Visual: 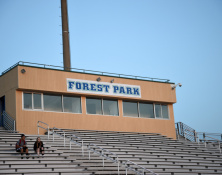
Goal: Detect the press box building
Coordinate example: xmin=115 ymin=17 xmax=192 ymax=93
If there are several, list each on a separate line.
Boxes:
xmin=0 ymin=62 xmax=177 ymax=139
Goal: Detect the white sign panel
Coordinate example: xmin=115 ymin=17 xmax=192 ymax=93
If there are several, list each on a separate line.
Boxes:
xmin=67 ymin=78 xmax=141 ymax=98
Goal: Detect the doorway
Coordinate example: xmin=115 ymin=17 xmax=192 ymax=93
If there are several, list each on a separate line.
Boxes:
xmin=0 ymin=96 xmax=5 ymax=126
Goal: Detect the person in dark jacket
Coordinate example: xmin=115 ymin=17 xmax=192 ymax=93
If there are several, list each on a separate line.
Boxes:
xmin=33 ymin=137 xmax=44 ymax=157
xmin=16 ymin=134 xmax=29 ymax=159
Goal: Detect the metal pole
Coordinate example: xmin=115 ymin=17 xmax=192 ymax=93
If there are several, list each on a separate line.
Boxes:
xmin=102 ymin=150 xmax=104 ymax=167
xmin=70 ymin=138 xmax=72 ymax=150
xmin=194 ymin=131 xmax=197 ymax=142
xmin=47 ymin=126 xmax=49 ymax=140
xmin=82 ymin=140 xmax=84 ymax=156
xmin=117 ymin=157 xmax=119 ymax=175
xmin=61 ymin=0 xmax=71 ymax=71
xmin=64 ymin=133 xmax=66 ymax=147
xmin=14 ymin=121 xmax=15 ymax=131
xmin=53 ymin=128 xmax=54 ymax=142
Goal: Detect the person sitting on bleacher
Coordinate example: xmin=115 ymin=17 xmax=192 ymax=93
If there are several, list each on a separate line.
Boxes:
xmin=34 ymin=137 xmax=45 ymax=157
xmin=15 ymin=134 xmax=29 ymax=159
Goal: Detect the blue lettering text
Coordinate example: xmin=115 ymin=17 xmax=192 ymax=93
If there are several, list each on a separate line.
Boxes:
xmin=83 ymin=83 xmax=89 ymax=90
xmin=133 ymin=88 xmax=140 ymax=95
xmin=76 ymin=82 xmax=81 ymax=89
xmin=68 ymin=81 xmax=74 ymax=89
xmin=119 ymin=87 xmax=125 ymax=94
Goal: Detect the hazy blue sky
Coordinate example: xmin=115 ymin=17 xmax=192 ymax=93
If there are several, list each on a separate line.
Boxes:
xmin=0 ymin=0 xmax=222 ymax=133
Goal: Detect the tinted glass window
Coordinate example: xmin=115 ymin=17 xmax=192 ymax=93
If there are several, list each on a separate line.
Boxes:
xmin=44 ymin=94 xmax=62 ymax=112
xmin=139 ymin=103 xmax=154 ymax=118
xmin=155 ymin=104 xmax=162 ymax=118
xmin=86 ymin=98 xmax=102 ymax=115
xmin=162 ymin=105 xmax=169 ymax=119
xmin=33 ymin=94 xmax=42 ymax=109
xmin=63 ymin=96 xmax=81 ymax=113
xmin=103 ymin=99 xmax=118 ymax=116
xmin=23 ymin=93 xmax=32 ymax=109
xmin=123 ymin=101 xmax=138 ymax=117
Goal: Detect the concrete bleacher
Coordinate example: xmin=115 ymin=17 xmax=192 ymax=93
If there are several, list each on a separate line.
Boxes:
xmin=51 ymin=129 xmax=222 ymax=175
xmin=0 ymin=127 xmax=222 ymax=175
xmin=0 ymin=128 xmax=134 ymax=175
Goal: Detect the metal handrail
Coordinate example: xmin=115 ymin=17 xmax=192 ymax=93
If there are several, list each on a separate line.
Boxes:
xmin=52 ymin=127 xmax=66 ymax=146
xmin=2 ymin=111 xmax=15 ymax=131
xmin=175 ymin=122 xmax=196 ymax=142
xmin=123 ymin=160 xmax=158 ymax=175
xmin=37 ymin=121 xmax=49 ymax=139
xmin=50 ymin=128 xmax=158 ymax=175
xmin=1 ymin=61 xmax=171 ymax=83
xmin=176 ymin=122 xmax=222 ymax=153
xmin=88 ymin=143 xmax=120 ymax=174
xmin=69 ymin=134 xmax=85 ymax=156
xmin=200 ymin=135 xmax=221 ymax=153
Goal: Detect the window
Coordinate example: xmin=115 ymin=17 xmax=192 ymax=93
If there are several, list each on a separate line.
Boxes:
xmin=123 ymin=101 xmax=138 ymax=117
xmin=123 ymin=101 xmax=168 ymax=119
xmin=162 ymin=105 xmax=169 ymax=119
xmin=155 ymin=104 xmax=169 ymax=119
xmin=33 ymin=94 xmax=42 ymax=109
xmin=86 ymin=98 xmax=119 ymax=116
xmin=139 ymin=103 xmax=154 ymax=118
xmin=23 ymin=93 xmax=32 ymax=109
xmin=23 ymin=92 xmax=82 ymax=114
xmin=63 ymin=96 xmax=81 ymax=113
xmin=103 ymin=99 xmax=118 ymax=116
xmin=155 ymin=104 xmax=162 ymax=118
xmin=44 ymin=94 xmax=62 ymax=112
xmin=86 ymin=98 xmax=102 ymax=115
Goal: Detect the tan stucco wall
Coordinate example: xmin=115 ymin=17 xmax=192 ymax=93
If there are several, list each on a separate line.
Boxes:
xmin=17 ymin=66 xmax=176 ymax=103
xmin=16 ymin=91 xmax=176 ymax=138
xmin=0 ymin=67 xmax=18 ymax=119
xmin=14 ymin=66 xmax=177 ymax=139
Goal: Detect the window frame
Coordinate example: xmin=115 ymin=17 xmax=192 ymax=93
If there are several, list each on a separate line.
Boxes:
xmin=23 ymin=92 xmax=82 ymax=114
xmin=62 ymin=95 xmax=82 ymax=114
xmin=154 ymin=104 xmax=169 ymax=119
xmin=23 ymin=92 xmax=33 ymax=110
xmin=138 ymin=102 xmax=155 ymax=119
xmin=103 ymin=99 xmax=119 ymax=116
xmin=123 ymin=101 xmax=169 ymax=120
xmin=122 ymin=101 xmax=139 ymax=118
xmin=86 ymin=97 xmax=119 ymax=116
xmin=33 ymin=93 xmax=43 ymax=111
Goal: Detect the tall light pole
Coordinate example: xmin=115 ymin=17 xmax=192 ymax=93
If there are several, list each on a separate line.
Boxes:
xmin=61 ymin=0 xmax=71 ymax=71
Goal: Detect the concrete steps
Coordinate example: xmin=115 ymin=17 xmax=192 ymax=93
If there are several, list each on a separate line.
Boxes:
xmin=1 ymin=128 xmax=222 ymax=175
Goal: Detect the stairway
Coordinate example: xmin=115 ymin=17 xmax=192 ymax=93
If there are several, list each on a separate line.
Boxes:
xmin=1 ymin=128 xmax=222 ymax=175
xmin=52 ymin=129 xmax=222 ymax=175
xmin=0 ymin=129 xmax=133 ymax=175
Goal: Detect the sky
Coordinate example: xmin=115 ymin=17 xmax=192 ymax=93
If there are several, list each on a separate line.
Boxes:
xmin=0 ymin=0 xmax=222 ymax=133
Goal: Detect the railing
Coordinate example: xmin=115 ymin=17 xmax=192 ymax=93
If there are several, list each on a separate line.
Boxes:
xmin=37 ymin=121 xmax=49 ymax=139
xmin=69 ymin=134 xmax=85 ymax=156
xmin=195 ymin=132 xmax=222 ymax=153
xmin=176 ymin=122 xmax=222 ymax=153
xmin=52 ymin=127 xmax=66 ymax=146
xmin=51 ymin=128 xmax=158 ymax=175
xmin=88 ymin=143 xmax=120 ymax=173
xmin=2 ymin=111 xmax=15 ymax=131
xmin=123 ymin=160 xmax=158 ymax=175
xmin=196 ymin=132 xmax=222 ymax=142
xmin=175 ymin=122 xmax=196 ymax=142
xmin=1 ymin=61 xmax=171 ymax=83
